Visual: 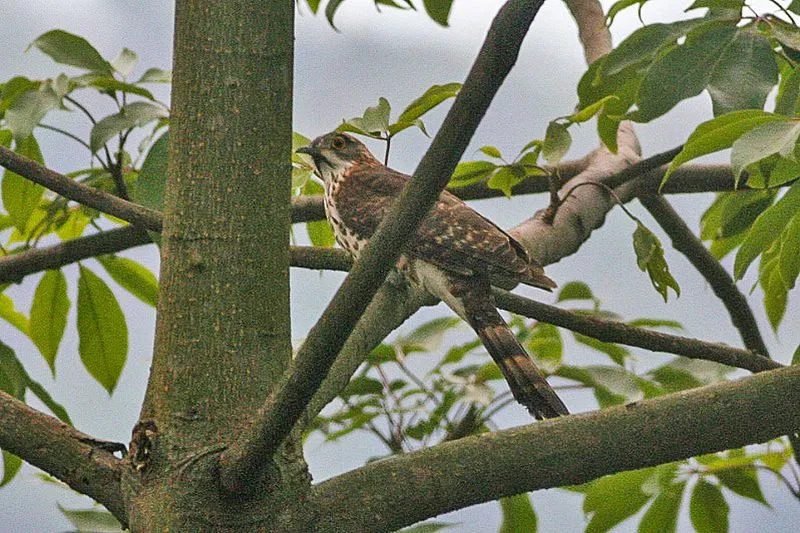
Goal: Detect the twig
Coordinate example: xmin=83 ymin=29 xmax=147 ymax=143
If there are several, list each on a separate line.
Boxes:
xmin=639 ymin=195 xmax=770 ymax=357
xmin=492 ymin=288 xmax=781 ymax=374
xmin=216 ymin=0 xmax=548 ymax=494
xmin=0 ymin=145 xmax=161 ymax=232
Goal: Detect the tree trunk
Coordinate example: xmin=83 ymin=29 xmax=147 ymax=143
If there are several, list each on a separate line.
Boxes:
xmin=120 ymin=1 xmax=304 ymax=529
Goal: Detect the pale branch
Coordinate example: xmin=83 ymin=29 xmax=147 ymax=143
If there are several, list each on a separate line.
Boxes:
xmin=310 ymin=364 xmax=800 ymax=532
xmin=492 ymin=288 xmax=781 ymax=373
xmin=0 ymin=146 xmax=162 ymax=232
xmin=0 ymin=390 xmax=127 ymax=525
xmin=564 ymin=0 xmax=613 ymax=63
xmin=639 ymin=195 xmax=770 ymax=357
xmin=0 ymin=226 xmax=151 ymax=283
xmin=287 ymin=245 xmax=780 ymax=374
xmin=217 ymin=0 xmax=548 ymax=493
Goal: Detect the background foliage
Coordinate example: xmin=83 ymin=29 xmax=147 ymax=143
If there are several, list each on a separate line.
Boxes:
xmin=1 ymin=0 xmax=799 ymax=530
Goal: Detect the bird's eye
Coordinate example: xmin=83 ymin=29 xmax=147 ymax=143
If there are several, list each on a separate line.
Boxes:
xmin=331 ymin=136 xmax=346 ymax=150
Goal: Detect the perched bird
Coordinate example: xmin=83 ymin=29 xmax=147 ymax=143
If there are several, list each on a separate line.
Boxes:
xmin=297 ymin=132 xmax=568 ymax=419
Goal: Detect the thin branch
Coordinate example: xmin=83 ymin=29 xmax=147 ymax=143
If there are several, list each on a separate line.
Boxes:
xmin=38 ymin=123 xmax=92 ymax=151
xmin=0 ymin=146 xmax=161 ymax=232
xmin=217 ymin=0 xmax=548 ymax=493
xmin=0 ymin=226 xmax=152 ymax=284
xmin=310 ymin=364 xmax=800 ymax=532
xmin=0 ymin=390 xmax=127 ymax=526
xmin=639 ymin=195 xmax=770 ymax=357
xmin=288 ymin=246 xmax=780 ymax=374
xmin=492 ymin=288 xmax=781 ymax=374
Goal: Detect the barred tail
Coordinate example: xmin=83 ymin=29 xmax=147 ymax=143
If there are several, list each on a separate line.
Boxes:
xmin=476 ymin=323 xmax=568 ymax=420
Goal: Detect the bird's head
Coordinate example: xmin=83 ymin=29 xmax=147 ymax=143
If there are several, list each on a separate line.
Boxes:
xmin=296 ymin=132 xmax=379 ymax=181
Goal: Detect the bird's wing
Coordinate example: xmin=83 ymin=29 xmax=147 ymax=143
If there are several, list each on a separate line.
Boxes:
xmin=336 ymin=166 xmax=553 ymax=288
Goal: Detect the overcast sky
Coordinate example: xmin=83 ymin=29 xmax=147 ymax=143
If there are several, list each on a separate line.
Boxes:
xmin=1 ymin=1 xmax=798 ymax=531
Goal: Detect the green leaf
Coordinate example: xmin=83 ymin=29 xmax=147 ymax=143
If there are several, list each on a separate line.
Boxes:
xmin=633 ymin=222 xmax=680 ymax=302
xmin=325 ymin=0 xmax=347 ymax=28
xmin=707 ymin=30 xmax=777 ymax=116
xmin=606 ymin=0 xmax=645 ymax=25
xmin=307 ymin=219 xmax=336 ymax=247
xmin=394 ymin=83 xmax=461 ymax=130
xmin=111 ymin=48 xmax=138 ymax=77
xmin=582 ymin=467 xmax=653 ymax=532
xmin=0 ymin=77 xmax=38 ymax=115
xmin=86 ymin=77 xmax=155 ymax=101
xmin=730 ymin=120 xmax=800 ymax=186
xmin=627 ymin=318 xmax=682 ymax=330
xmin=686 ymin=0 xmax=743 ymax=9
xmin=4 ymin=87 xmax=61 ymax=141
xmin=792 ymin=344 xmax=800 ymax=365
xmin=58 ymin=504 xmax=123 ymax=532
xmin=1 ymin=450 xmax=22 ymax=487
xmin=342 ymin=376 xmax=384 ymax=397
xmin=486 ymin=166 xmax=524 ymax=198
xmin=77 ymin=266 xmax=128 ymax=394
xmin=573 ymin=334 xmax=630 ymax=365
xmin=602 ymin=18 xmax=710 ymax=77
xmin=632 ymin=26 xmax=738 ymax=122
xmin=25 ymin=378 xmax=71 ymax=424
xmin=401 ymin=317 xmax=460 ymax=352
xmin=775 ymin=62 xmax=800 ymax=116
xmin=556 ymin=281 xmax=595 ymax=303
xmin=715 ymin=467 xmax=768 ymax=506
xmin=0 ymin=293 xmax=30 ymax=335
xmin=734 ymin=182 xmax=800 ymax=279
xmin=760 ymin=247 xmax=788 ymax=331
xmin=448 ymin=160 xmax=497 ymax=188
xmin=136 ymin=68 xmax=171 ymax=84
xmin=2 ymin=135 xmax=45 ymax=232
xmin=499 ymin=493 xmax=537 ymax=533
xmin=568 ymin=95 xmax=618 ymax=124
xmin=557 ymin=365 xmax=643 ymax=407
xmin=526 ymin=323 xmax=562 ymax=374
xmin=779 ymin=212 xmax=800 ymax=289
xmin=134 ymin=132 xmax=168 ymax=212
xmin=478 ymin=146 xmax=502 ymax=159
xmin=690 ymin=480 xmax=729 ymax=533
xmin=29 ymin=270 xmax=70 ymax=374
xmin=422 ymin=0 xmax=454 ymax=26
xmin=0 ymin=341 xmax=27 ymax=397
xmin=638 ymin=482 xmax=685 ymax=533
xmin=29 ymin=30 xmax=113 ymax=75
xmin=542 ymin=121 xmax=571 ymax=166
xmin=97 ymin=255 xmax=159 ymax=307
xmin=90 ymin=101 xmax=168 ymax=153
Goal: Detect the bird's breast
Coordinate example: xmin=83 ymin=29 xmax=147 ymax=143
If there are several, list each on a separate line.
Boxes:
xmin=323 ymin=173 xmax=369 ymax=259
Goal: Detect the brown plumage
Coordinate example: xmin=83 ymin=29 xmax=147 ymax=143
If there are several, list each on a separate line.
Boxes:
xmin=297 ymin=132 xmax=568 ymax=419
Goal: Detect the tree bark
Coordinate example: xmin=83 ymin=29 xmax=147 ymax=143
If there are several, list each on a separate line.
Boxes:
xmin=120 ymin=1 xmax=302 ymax=530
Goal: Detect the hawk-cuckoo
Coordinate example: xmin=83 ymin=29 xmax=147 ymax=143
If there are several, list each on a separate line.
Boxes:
xmin=297 ymin=132 xmax=568 ymax=419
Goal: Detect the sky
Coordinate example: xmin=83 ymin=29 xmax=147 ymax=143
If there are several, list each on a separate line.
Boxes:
xmin=1 ymin=0 xmax=799 ymax=531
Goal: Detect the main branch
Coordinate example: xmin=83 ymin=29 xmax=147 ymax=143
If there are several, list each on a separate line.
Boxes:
xmin=311 ymin=364 xmax=800 ymax=532
xmin=217 ymin=0 xmax=548 ymax=492
xmin=0 ymin=390 xmax=126 ymax=524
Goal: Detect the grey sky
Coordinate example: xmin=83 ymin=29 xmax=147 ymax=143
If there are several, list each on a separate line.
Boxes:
xmin=1 ymin=0 xmax=798 ymax=531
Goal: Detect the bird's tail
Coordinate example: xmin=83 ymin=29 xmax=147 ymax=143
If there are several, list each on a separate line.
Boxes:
xmin=476 ymin=322 xmax=568 ymax=420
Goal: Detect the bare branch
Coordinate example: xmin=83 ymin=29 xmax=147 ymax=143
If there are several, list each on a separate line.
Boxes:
xmin=492 ymin=288 xmax=781 ymax=373
xmin=287 ymin=245 xmax=781 ymax=374
xmin=0 ymin=226 xmax=152 ymax=283
xmin=0 ymin=145 xmax=162 ymax=232
xmin=311 ymin=364 xmax=800 ymax=532
xmin=217 ymin=0 xmax=548 ymax=493
xmin=0 ymin=390 xmax=127 ymax=525
xmin=639 ymin=196 xmax=770 ymax=357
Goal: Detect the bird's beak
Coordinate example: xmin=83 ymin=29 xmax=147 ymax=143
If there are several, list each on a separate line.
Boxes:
xmin=296 ymin=145 xmax=317 ymax=157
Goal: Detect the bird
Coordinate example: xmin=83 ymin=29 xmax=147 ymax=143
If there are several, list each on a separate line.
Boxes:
xmin=297 ymin=132 xmax=568 ymax=420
